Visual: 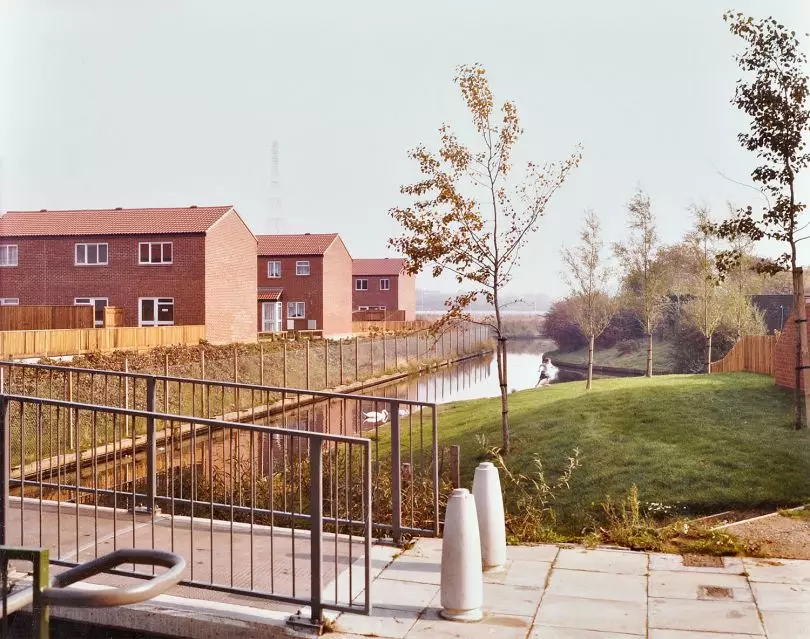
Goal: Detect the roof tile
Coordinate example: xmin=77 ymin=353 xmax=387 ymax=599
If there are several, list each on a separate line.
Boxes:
xmin=257 ymin=234 xmax=338 ymax=256
xmin=352 ymin=258 xmax=406 ymax=276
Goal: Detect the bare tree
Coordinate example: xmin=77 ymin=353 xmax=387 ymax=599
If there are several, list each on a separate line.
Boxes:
xmin=389 ymin=64 xmax=581 ymax=453
xmin=613 ymin=189 xmax=670 ymax=377
xmin=561 ymin=210 xmax=616 ymax=389
xmin=715 ymin=13 xmax=810 ymax=428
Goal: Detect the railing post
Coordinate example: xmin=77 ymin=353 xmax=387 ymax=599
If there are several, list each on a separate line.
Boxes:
xmin=146 ymin=376 xmax=157 ymax=514
xmin=259 ymin=343 xmax=265 ymax=386
xmin=306 ymin=340 xmax=310 ymax=389
xmin=310 ymin=434 xmax=324 ymax=624
xmin=370 ymin=336 xmax=374 ymax=377
xmin=340 ymin=339 xmax=345 ymax=386
xmin=382 ymin=335 xmax=387 ymax=372
xmin=0 ymin=392 xmax=9 ymax=546
xmin=390 ymin=401 xmax=402 ymax=546
xmin=354 ymin=338 xmax=359 ymax=382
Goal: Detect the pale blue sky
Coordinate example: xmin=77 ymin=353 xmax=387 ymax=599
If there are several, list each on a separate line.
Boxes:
xmin=1 ymin=0 xmax=808 ymax=298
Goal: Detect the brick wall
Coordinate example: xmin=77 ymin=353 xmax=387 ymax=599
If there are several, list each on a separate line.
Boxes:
xmin=352 ymin=275 xmax=399 ymax=311
xmin=397 ymin=273 xmax=417 ymax=321
xmin=773 ymin=304 xmax=810 ymax=389
xmin=0 ymin=235 xmax=206 ymax=326
xmin=322 ymin=238 xmax=352 ymax=337
xmin=257 ymin=255 xmax=325 ymax=332
xmin=204 ymin=209 xmax=257 ymax=344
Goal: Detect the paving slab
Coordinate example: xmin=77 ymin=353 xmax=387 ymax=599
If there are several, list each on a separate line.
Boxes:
xmin=759 ymin=610 xmax=810 ymax=639
xmin=649 ymin=631 xmax=765 ymax=639
xmin=743 ymin=556 xmax=810 ymax=584
xmin=545 ymin=568 xmax=646 ymax=603
xmin=555 ymin=548 xmax=648 ymax=576
xmin=648 ymin=597 xmax=765 ymax=635
xmin=410 ymin=609 xmax=532 ymax=639
xmin=483 ymin=559 xmax=552 ymax=589
xmin=750 ymin=581 xmax=810 ymax=613
xmin=530 ymin=629 xmax=641 ymax=639
xmin=506 ymin=544 xmax=559 ymax=563
xmin=482 ymin=582 xmax=545 ymax=617
xmin=535 ymin=594 xmax=647 ymax=636
xmin=648 ymin=570 xmax=753 ymax=602
xmin=649 ymin=552 xmax=745 ymax=574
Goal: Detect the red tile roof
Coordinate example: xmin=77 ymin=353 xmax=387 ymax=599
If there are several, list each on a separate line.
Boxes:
xmin=257 ymin=233 xmax=339 ymax=256
xmin=352 ymin=258 xmax=406 ymax=276
xmin=0 ymin=206 xmax=234 ymax=237
xmin=257 ymin=287 xmax=283 ymax=301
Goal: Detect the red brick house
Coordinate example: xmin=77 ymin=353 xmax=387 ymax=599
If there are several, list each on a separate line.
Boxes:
xmin=0 ymin=206 xmax=257 ymax=344
xmin=257 ymin=233 xmax=353 ymax=337
xmin=352 ymin=258 xmax=416 ymax=321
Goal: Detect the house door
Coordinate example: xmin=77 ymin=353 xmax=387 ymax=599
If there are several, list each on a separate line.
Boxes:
xmin=74 ymin=297 xmax=108 ymax=327
xmin=262 ymin=301 xmax=282 ymax=332
xmin=139 ymin=298 xmax=175 ymax=327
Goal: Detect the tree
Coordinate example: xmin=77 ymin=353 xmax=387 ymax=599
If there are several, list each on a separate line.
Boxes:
xmin=561 ymin=210 xmax=616 ymax=388
xmin=681 ymin=206 xmax=724 ymax=373
xmin=613 ymin=189 xmax=671 ymax=377
xmin=389 ymin=64 xmax=581 ymax=453
xmin=715 ymin=13 xmax=810 ymax=428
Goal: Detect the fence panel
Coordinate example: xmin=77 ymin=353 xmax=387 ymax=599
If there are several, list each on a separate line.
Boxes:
xmin=0 ymin=305 xmax=94 ymax=331
xmin=0 ymin=325 xmax=206 ymax=359
xmin=711 ymin=335 xmax=776 ymax=375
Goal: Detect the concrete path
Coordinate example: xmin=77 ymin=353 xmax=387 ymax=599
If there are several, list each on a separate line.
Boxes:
xmin=329 ymin=538 xmax=810 ymax=639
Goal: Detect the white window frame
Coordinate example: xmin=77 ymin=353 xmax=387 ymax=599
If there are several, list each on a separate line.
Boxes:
xmin=0 ymin=244 xmax=18 ymax=267
xmin=138 ymin=242 xmax=173 ymax=265
xmin=138 ymin=297 xmax=175 ymax=326
xmin=379 ymin=278 xmax=390 ymax=291
xmin=287 ymin=301 xmax=305 ymax=319
xmin=0 ymin=298 xmax=20 ymax=305
xmin=75 ymin=242 xmax=108 ymax=266
xmin=295 ymin=261 xmax=310 ymax=276
xmin=74 ymin=297 xmax=109 ymax=327
xmin=357 ymin=306 xmax=369 ymax=311
xmin=355 ymin=278 xmax=368 ymax=291
xmin=267 ymin=260 xmax=282 ymax=278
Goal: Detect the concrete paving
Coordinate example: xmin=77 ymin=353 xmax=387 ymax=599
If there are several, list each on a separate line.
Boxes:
xmin=328 ymin=539 xmax=810 ymax=639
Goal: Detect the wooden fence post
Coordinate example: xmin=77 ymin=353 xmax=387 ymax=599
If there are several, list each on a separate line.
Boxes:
xmin=450 ymin=444 xmax=460 ymax=489
xmin=283 ymin=342 xmax=287 ymax=387
xmin=259 ymin=342 xmax=264 ymax=386
xmin=306 ymin=339 xmax=310 ymax=389
xmin=324 ymin=340 xmax=329 ymax=389
xmin=340 ymin=339 xmax=345 ymax=386
xmin=355 ymin=337 xmax=359 ymax=382
xmin=370 ymin=336 xmax=374 ymax=377
xmin=382 ymin=335 xmax=387 ymax=372
xmin=200 ymin=349 xmax=206 ymax=380
xmin=233 ymin=344 xmax=238 ymax=383
xmin=124 ymin=356 xmax=130 ymax=437
xmin=394 ymin=335 xmax=399 ymax=370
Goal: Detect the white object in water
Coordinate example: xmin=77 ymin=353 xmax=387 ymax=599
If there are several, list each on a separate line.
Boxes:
xmin=440 ymin=488 xmax=483 ymax=622
xmin=362 ymin=409 xmax=389 ymax=424
xmin=472 ymin=462 xmax=507 ymax=570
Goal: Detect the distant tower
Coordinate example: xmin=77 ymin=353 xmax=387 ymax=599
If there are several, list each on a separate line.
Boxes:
xmin=268 ymin=141 xmax=283 ymax=234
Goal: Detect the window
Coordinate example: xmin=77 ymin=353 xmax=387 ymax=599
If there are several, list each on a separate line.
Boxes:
xmin=0 ymin=244 xmax=18 ymax=267
xmin=139 ymin=297 xmax=174 ymax=326
xmin=295 ymin=261 xmax=310 ymax=276
xmin=74 ymin=297 xmax=109 ymax=327
xmin=0 ymin=298 xmax=19 ymax=305
xmin=75 ymin=243 xmax=108 ymax=265
xmin=139 ymin=242 xmax=173 ymax=265
xmin=380 ymin=278 xmax=390 ymax=291
xmin=358 ymin=306 xmax=369 ymax=311
xmin=267 ymin=261 xmax=281 ymax=278
xmin=355 ymin=279 xmax=368 ymax=291
xmin=287 ymin=301 xmax=305 ymax=318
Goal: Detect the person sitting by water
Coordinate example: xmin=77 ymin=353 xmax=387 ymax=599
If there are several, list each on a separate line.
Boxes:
xmin=535 ymin=357 xmax=558 ymax=388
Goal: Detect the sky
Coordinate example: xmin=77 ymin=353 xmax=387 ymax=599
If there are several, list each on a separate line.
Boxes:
xmin=1 ymin=0 xmax=809 ymax=300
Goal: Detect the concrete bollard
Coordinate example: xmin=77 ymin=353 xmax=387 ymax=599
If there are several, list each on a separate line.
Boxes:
xmin=472 ymin=462 xmax=507 ymax=571
xmin=440 ymin=488 xmax=483 ymax=622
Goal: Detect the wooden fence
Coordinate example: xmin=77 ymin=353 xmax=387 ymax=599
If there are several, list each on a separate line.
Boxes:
xmin=711 ymin=335 xmax=776 ymax=375
xmin=0 ymin=305 xmax=94 ymax=330
xmin=0 ymin=325 xmax=206 ymax=359
xmin=352 ymin=320 xmax=432 ymax=334
xmin=352 ymin=310 xmax=406 ymax=322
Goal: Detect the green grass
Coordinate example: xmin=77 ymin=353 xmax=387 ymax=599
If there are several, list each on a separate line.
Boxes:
xmin=547 ymin=339 xmax=676 ymax=373
xmin=409 ymin=373 xmax=810 ymax=532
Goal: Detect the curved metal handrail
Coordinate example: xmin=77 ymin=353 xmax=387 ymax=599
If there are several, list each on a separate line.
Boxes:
xmin=42 ymin=549 xmax=185 ymax=608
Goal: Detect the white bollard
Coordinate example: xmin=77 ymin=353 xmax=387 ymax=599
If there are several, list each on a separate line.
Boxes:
xmin=472 ymin=462 xmax=507 ymax=571
xmin=440 ymin=488 xmax=483 ymax=622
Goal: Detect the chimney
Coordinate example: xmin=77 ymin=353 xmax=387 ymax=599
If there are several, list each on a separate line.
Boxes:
xmin=190 ymin=205 xmax=198 ymax=208
xmin=115 ymin=207 xmax=123 ymax=210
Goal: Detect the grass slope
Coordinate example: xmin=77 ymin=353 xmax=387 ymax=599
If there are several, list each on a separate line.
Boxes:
xmin=547 ymin=339 xmax=676 ymax=373
xmin=428 ymin=373 xmax=810 ymax=531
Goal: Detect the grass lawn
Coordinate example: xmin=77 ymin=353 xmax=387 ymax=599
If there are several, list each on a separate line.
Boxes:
xmin=409 ymin=373 xmax=810 ymax=532
xmin=547 ymin=339 xmax=676 ymax=373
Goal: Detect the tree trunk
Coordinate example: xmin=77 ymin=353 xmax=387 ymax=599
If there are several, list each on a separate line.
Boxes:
xmin=496 ymin=338 xmax=510 ymax=453
xmin=792 ymin=268 xmax=809 ymax=429
xmin=645 ymin=332 xmax=653 ymax=377
xmin=706 ymin=333 xmax=712 ymax=374
xmin=586 ymin=334 xmax=594 ymax=390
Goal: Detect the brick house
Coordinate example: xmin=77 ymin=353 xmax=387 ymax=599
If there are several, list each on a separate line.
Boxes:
xmin=257 ymin=233 xmax=353 ymax=338
xmin=0 ymin=206 xmax=257 ymax=344
xmin=773 ymin=302 xmax=810 ymax=389
xmin=352 ymin=258 xmax=416 ymax=321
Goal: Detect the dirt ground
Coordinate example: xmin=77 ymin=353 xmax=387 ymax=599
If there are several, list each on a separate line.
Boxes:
xmin=726 ymin=509 xmax=810 ymax=560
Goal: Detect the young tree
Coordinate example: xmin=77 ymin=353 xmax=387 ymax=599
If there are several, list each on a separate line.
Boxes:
xmin=715 ymin=13 xmax=810 ymax=428
xmin=389 ymin=64 xmax=581 ymax=453
xmin=682 ymin=206 xmax=724 ymax=373
xmin=561 ymin=210 xmax=616 ymax=389
xmin=613 ymin=189 xmax=670 ymax=377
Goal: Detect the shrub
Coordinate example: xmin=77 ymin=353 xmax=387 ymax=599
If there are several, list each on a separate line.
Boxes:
xmin=672 ymin=324 xmax=735 ymax=374
xmin=616 ymin=339 xmax=641 ymax=356
xmin=543 ymin=299 xmax=587 ymax=352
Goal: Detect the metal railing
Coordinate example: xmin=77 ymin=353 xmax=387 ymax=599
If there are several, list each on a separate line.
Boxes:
xmin=0 ymin=392 xmax=373 ymax=623
xmin=1 ymin=546 xmax=185 ymax=638
xmin=0 ymin=361 xmax=443 ymax=539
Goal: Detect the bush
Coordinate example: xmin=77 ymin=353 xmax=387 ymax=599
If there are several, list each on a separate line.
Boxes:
xmin=616 ymin=339 xmax=642 ymax=356
xmin=596 ymin=308 xmax=644 ymax=349
xmin=672 ymin=324 xmax=736 ymax=374
xmin=543 ymin=299 xmax=587 ymax=352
